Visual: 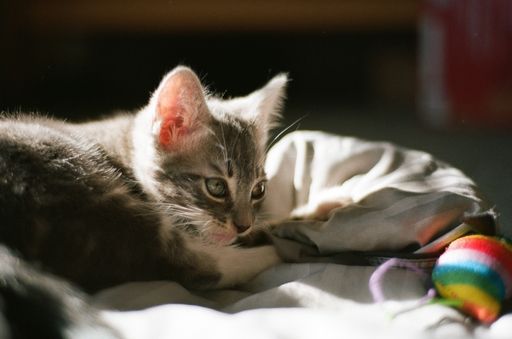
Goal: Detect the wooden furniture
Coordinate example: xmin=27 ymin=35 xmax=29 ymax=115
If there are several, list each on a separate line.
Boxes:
xmin=21 ymin=0 xmax=418 ymax=34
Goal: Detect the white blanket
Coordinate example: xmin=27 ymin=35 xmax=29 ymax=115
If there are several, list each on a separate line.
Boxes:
xmin=95 ymin=131 xmax=509 ymax=339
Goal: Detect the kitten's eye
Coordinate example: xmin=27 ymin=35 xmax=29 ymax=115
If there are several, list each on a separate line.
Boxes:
xmin=205 ymin=178 xmax=228 ymax=198
xmin=251 ymin=181 xmax=266 ymax=200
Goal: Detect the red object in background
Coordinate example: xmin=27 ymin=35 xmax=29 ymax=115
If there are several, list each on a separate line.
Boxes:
xmin=420 ymin=0 xmax=512 ymax=129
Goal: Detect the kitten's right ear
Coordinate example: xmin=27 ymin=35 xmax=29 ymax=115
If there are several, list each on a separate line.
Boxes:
xmin=149 ymin=66 xmax=210 ymax=150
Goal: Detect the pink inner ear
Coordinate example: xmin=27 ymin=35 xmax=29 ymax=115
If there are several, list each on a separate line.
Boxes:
xmin=158 ymin=111 xmax=186 ymax=147
xmin=157 ymin=92 xmax=188 ymax=147
xmin=156 ymin=72 xmax=201 ymax=148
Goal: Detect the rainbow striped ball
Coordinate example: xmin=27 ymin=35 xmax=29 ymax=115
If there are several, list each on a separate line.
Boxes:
xmin=432 ymin=235 xmax=512 ymax=323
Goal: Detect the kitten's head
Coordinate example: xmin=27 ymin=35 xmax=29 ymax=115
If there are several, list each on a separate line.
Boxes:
xmin=134 ymin=66 xmax=287 ymax=245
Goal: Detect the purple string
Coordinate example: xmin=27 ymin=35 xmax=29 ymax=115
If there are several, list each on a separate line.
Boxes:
xmin=369 ymin=258 xmax=432 ymax=303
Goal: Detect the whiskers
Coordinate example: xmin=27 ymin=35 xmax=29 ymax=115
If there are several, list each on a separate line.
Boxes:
xmin=265 ymin=115 xmax=308 ymax=154
xmin=157 ymin=203 xmax=204 ymax=228
xmin=154 ymin=200 xmax=275 ymax=248
xmin=255 ymin=115 xmax=308 ymax=170
xmin=154 ymin=202 xmax=226 ymax=242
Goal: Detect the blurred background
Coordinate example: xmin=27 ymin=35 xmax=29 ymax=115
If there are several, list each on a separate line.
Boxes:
xmin=1 ymin=0 xmax=511 ymax=235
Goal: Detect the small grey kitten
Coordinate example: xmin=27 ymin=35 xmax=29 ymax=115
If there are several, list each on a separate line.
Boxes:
xmin=0 ymin=66 xmax=286 ymax=294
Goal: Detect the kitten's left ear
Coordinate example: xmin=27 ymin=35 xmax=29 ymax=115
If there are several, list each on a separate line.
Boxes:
xmin=242 ymin=73 xmax=288 ymax=132
xmin=149 ymin=66 xmax=211 ymax=151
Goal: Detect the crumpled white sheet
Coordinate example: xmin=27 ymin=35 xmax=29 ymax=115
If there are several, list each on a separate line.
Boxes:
xmin=96 ymin=131 xmax=509 ymax=339
xmin=98 ymin=264 xmax=512 ymax=339
xmin=264 ymin=131 xmax=492 ymax=258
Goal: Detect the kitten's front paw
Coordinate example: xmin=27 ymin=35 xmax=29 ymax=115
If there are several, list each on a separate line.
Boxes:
xmin=214 ymin=245 xmax=281 ymax=288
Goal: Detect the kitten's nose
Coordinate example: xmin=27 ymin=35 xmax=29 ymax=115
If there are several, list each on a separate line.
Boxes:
xmin=234 ymin=222 xmax=250 ymax=234
xmin=233 ymin=209 xmax=252 ymax=234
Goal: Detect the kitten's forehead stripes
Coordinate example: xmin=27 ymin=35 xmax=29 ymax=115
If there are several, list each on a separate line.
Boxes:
xmin=226 ymin=159 xmax=233 ymax=177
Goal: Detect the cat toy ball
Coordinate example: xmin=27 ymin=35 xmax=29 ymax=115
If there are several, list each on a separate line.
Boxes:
xmin=370 ymin=234 xmax=512 ymax=324
xmin=432 ymin=234 xmax=512 ymax=324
